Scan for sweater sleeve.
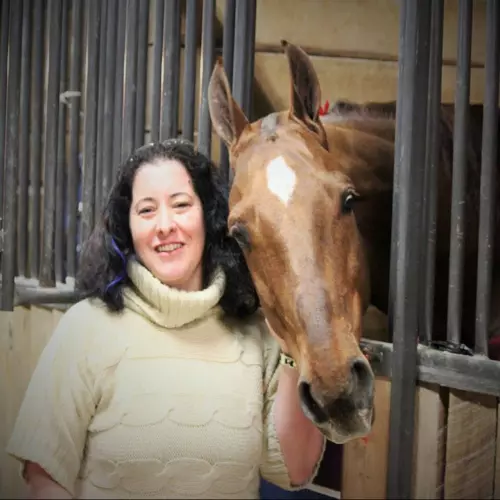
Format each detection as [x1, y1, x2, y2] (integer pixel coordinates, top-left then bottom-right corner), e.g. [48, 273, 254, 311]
[258, 322, 326, 491]
[6, 301, 101, 496]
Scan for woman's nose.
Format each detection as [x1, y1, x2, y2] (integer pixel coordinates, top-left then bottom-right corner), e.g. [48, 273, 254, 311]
[156, 208, 175, 234]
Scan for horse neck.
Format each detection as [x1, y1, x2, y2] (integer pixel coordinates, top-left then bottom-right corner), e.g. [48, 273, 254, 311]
[322, 117, 396, 196]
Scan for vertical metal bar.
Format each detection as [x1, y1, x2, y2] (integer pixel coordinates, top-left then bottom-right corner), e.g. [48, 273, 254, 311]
[475, 0, 499, 356]
[197, 0, 215, 157]
[17, 0, 32, 279]
[112, 5, 126, 171]
[446, 0, 472, 345]
[134, 0, 149, 148]
[245, 0, 256, 119]
[161, 0, 181, 140]
[219, 0, 236, 182]
[28, 0, 44, 279]
[1, 0, 22, 310]
[0, 0, 10, 272]
[101, 0, 117, 203]
[121, 0, 138, 160]
[94, 0, 108, 214]
[66, 0, 83, 282]
[81, 0, 101, 245]
[39, 0, 63, 287]
[387, 0, 408, 336]
[232, 0, 251, 115]
[387, 1, 432, 497]
[420, 0, 444, 344]
[150, 0, 164, 143]
[181, 0, 197, 142]
[55, 0, 69, 283]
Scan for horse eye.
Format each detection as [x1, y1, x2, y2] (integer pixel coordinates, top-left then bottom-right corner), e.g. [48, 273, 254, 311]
[229, 223, 251, 250]
[341, 190, 359, 214]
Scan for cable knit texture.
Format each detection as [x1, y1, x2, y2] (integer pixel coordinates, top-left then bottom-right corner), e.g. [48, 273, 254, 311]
[6, 260, 323, 499]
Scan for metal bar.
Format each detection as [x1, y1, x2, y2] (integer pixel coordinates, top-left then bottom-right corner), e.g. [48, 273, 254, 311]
[66, 0, 83, 282]
[1, 0, 22, 311]
[121, 0, 138, 159]
[387, 0, 408, 336]
[134, 0, 149, 148]
[94, 0, 108, 214]
[475, 0, 499, 356]
[0, 0, 10, 258]
[232, 0, 251, 115]
[360, 339, 500, 398]
[161, 0, 181, 140]
[112, 4, 126, 171]
[219, 0, 236, 183]
[150, 0, 164, 143]
[55, 0, 69, 283]
[245, 0, 256, 119]
[10, 278, 82, 306]
[17, 0, 32, 279]
[420, 0, 444, 344]
[81, 0, 101, 245]
[386, 1, 432, 498]
[197, 0, 215, 156]
[28, 0, 44, 279]
[446, 0, 472, 345]
[39, 0, 63, 287]
[101, 0, 118, 203]
[181, 0, 197, 142]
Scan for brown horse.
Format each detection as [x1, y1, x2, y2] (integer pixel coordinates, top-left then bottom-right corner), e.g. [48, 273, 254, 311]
[207, 40, 500, 442]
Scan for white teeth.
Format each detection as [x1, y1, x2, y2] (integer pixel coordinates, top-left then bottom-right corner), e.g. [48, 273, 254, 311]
[156, 243, 183, 252]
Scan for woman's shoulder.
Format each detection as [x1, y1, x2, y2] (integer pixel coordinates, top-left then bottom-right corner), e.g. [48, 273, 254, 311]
[222, 308, 279, 354]
[51, 298, 131, 357]
[60, 297, 127, 327]
[222, 307, 268, 336]
[38, 298, 133, 381]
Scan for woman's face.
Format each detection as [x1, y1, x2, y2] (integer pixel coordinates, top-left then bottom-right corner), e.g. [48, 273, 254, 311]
[129, 158, 205, 291]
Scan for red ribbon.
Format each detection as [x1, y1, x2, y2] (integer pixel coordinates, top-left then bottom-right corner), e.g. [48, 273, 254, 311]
[318, 100, 330, 116]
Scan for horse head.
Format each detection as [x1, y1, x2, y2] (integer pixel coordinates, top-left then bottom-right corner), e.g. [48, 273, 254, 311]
[208, 41, 374, 443]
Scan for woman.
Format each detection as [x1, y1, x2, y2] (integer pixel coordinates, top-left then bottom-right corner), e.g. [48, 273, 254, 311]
[7, 139, 326, 499]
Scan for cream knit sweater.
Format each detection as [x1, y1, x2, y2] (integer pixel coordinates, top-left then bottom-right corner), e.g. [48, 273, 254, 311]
[7, 261, 323, 499]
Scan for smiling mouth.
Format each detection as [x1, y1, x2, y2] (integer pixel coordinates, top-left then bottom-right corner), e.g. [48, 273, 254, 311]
[156, 243, 184, 253]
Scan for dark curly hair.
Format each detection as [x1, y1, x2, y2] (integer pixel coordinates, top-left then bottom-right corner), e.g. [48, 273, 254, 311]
[76, 138, 259, 319]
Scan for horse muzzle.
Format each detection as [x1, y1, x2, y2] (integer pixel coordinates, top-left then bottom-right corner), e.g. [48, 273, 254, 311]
[298, 355, 375, 442]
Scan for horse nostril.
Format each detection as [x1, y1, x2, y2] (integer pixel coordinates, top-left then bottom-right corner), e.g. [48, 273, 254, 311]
[298, 381, 328, 423]
[350, 356, 372, 392]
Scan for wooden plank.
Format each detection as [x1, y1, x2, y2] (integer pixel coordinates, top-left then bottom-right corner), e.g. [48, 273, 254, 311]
[218, 0, 487, 67]
[444, 389, 497, 499]
[412, 383, 448, 499]
[341, 377, 391, 499]
[0, 310, 16, 498]
[495, 401, 500, 499]
[0, 306, 60, 499]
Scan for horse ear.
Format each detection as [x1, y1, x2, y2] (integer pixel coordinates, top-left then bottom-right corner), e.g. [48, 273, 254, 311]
[208, 60, 249, 149]
[282, 40, 326, 142]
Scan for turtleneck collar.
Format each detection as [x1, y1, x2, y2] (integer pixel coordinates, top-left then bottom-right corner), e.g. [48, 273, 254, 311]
[122, 258, 226, 328]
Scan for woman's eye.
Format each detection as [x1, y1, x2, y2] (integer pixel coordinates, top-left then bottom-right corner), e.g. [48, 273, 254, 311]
[138, 207, 154, 215]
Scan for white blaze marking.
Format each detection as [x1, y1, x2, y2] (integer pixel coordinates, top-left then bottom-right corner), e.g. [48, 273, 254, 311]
[266, 156, 296, 205]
